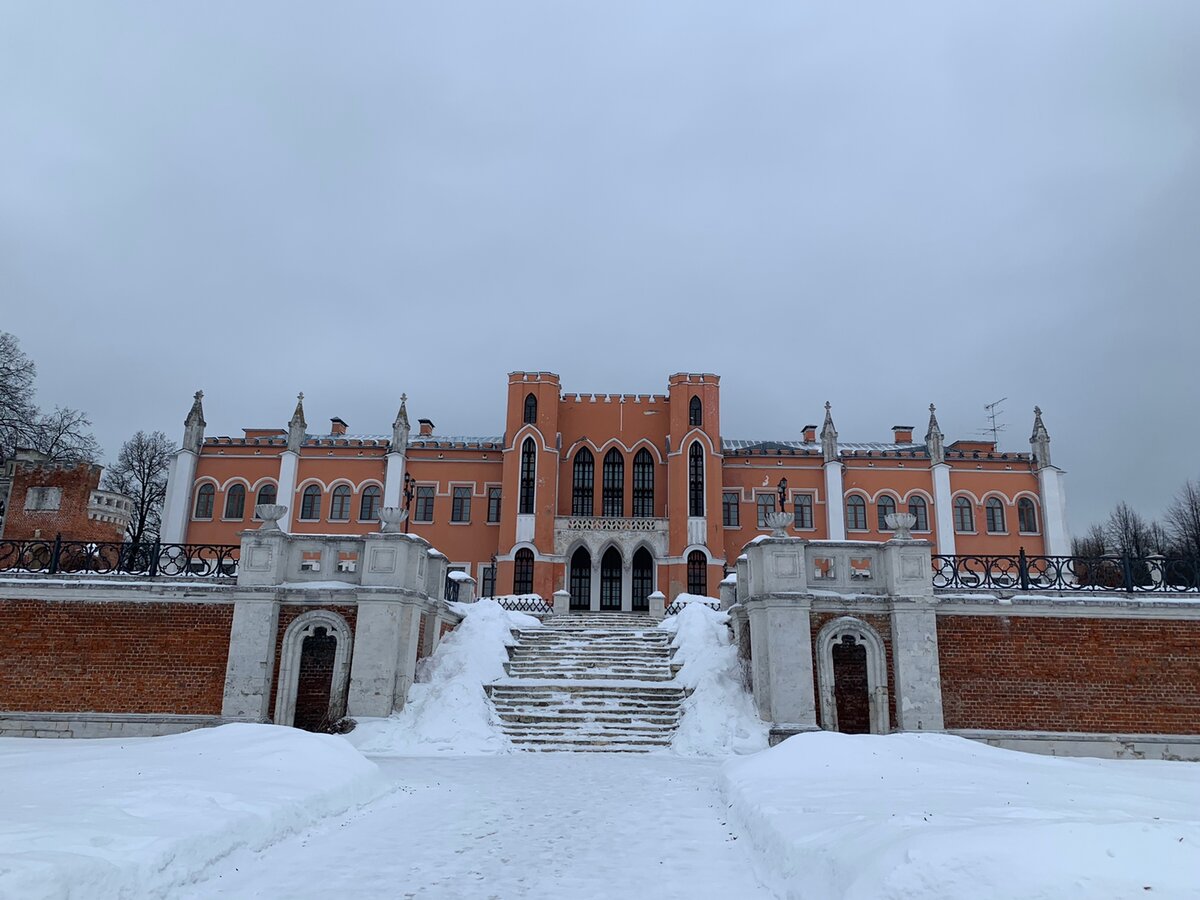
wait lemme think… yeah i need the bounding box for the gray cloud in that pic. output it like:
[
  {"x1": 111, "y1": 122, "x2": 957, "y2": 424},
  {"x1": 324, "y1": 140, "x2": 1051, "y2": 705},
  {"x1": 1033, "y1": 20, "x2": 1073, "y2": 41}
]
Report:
[{"x1": 2, "y1": 1, "x2": 1198, "y2": 532}]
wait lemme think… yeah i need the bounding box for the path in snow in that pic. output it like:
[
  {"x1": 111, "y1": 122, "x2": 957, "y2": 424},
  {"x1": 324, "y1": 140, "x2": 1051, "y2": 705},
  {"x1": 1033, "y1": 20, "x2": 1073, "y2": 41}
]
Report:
[{"x1": 178, "y1": 754, "x2": 775, "y2": 899}]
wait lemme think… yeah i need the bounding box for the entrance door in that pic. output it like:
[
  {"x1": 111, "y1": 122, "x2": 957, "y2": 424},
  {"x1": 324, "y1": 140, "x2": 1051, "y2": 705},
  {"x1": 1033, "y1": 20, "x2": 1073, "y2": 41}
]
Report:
[
  {"x1": 832, "y1": 635, "x2": 871, "y2": 734},
  {"x1": 569, "y1": 548, "x2": 592, "y2": 611},
  {"x1": 631, "y1": 548, "x2": 653, "y2": 612},
  {"x1": 600, "y1": 547, "x2": 622, "y2": 611}
]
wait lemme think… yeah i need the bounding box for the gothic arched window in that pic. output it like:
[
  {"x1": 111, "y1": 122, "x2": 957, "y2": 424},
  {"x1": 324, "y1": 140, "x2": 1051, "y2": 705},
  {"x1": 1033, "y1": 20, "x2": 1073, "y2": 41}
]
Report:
[
  {"x1": 602, "y1": 448, "x2": 624, "y2": 517},
  {"x1": 1018, "y1": 497, "x2": 1039, "y2": 534},
  {"x1": 360, "y1": 485, "x2": 381, "y2": 521},
  {"x1": 689, "y1": 396, "x2": 703, "y2": 427},
  {"x1": 986, "y1": 497, "x2": 1006, "y2": 533},
  {"x1": 330, "y1": 485, "x2": 352, "y2": 521},
  {"x1": 300, "y1": 485, "x2": 322, "y2": 521},
  {"x1": 877, "y1": 495, "x2": 897, "y2": 531},
  {"x1": 572, "y1": 448, "x2": 594, "y2": 516},
  {"x1": 846, "y1": 495, "x2": 867, "y2": 531},
  {"x1": 569, "y1": 547, "x2": 591, "y2": 610},
  {"x1": 224, "y1": 483, "x2": 245, "y2": 520},
  {"x1": 687, "y1": 550, "x2": 708, "y2": 595},
  {"x1": 632, "y1": 448, "x2": 654, "y2": 517},
  {"x1": 194, "y1": 483, "x2": 215, "y2": 519},
  {"x1": 513, "y1": 548, "x2": 534, "y2": 594},
  {"x1": 688, "y1": 443, "x2": 705, "y2": 517},
  {"x1": 954, "y1": 497, "x2": 974, "y2": 533},
  {"x1": 523, "y1": 393, "x2": 538, "y2": 425},
  {"x1": 254, "y1": 483, "x2": 277, "y2": 518},
  {"x1": 632, "y1": 547, "x2": 653, "y2": 611},
  {"x1": 519, "y1": 438, "x2": 536, "y2": 515},
  {"x1": 908, "y1": 495, "x2": 928, "y2": 531}
]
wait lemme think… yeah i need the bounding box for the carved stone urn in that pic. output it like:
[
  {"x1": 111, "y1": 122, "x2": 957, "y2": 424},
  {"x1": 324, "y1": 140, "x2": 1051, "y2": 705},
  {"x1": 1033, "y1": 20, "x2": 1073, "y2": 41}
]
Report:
[
  {"x1": 885, "y1": 512, "x2": 917, "y2": 540},
  {"x1": 379, "y1": 506, "x2": 409, "y2": 534},
  {"x1": 254, "y1": 504, "x2": 287, "y2": 532},
  {"x1": 765, "y1": 510, "x2": 793, "y2": 538}
]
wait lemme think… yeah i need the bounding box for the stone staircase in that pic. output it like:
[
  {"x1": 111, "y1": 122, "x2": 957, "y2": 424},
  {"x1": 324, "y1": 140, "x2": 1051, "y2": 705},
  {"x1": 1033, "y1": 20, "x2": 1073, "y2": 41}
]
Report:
[{"x1": 484, "y1": 613, "x2": 686, "y2": 752}]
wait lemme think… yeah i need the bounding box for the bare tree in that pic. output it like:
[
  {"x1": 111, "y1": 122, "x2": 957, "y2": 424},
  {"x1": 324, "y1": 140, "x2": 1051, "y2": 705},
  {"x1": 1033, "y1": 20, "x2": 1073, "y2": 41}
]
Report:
[
  {"x1": 1104, "y1": 501, "x2": 1160, "y2": 558},
  {"x1": 0, "y1": 331, "x2": 38, "y2": 461},
  {"x1": 1071, "y1": 523, "x2": 1108, "y2": 557},
  {"x1": 0, "y1": 332, "x2": 100, "y2": 465},
  {"x1": 1165, "y1": 479, "x2": 1200, "y2": 561},
  {"x1": 103, "y1": 430, "x2": 174, "y2": 544}
]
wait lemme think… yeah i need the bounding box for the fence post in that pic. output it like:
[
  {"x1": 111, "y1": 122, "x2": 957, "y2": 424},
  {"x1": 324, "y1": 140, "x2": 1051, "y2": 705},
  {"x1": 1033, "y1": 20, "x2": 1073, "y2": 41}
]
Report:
[
  {"x1": 149, "y1": 540, "x2": 160, "y2": 578},
  {"x1": 1121, "y1": 554, "x2": 1134, "y2": 593},
  {"x1": 1018, "y1": 546, "x2": 1029, "y2": 591},
  {"x1": 49, "y1": 532, "x2": 62, "y2": 575}
]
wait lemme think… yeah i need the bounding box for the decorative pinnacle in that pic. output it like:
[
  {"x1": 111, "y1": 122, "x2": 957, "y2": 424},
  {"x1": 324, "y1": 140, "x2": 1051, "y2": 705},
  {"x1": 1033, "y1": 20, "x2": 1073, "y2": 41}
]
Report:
[{"x1": 195, "y1": 390, "x2": 204, "y2": 402}]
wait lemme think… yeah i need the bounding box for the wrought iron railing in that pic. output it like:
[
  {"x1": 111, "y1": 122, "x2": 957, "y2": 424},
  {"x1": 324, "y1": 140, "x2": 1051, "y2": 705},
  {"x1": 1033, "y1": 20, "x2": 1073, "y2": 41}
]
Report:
[
  {"x1": 932, "y1": 551, "x2": 1200, "y2": 594},
  {"x1": 0, "y1": 537, "x2": 240, "y2": 579},
  {"x1": 665, "y1": 599, "x2": 721, "y2": 616},
  {"x1": 489, "y1": 595, "x2": 553, "y2": 614}
]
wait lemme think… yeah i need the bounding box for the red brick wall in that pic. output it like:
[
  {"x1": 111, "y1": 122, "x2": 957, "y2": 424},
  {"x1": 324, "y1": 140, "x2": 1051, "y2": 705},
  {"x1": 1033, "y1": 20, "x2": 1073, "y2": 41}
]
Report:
[
  {"x1": 810, "y1": 612, "x2": 896, "y2": 730},
  {"x1": 267, "y1": 605, "x2": 358, "y2": 721},
  {"x1": 938, "y1": 614, "x2": 1200, "y2": 734},
  {"x1": 0, "y1": 600, "x2": 233, "y2": 714},
  {"x1": 3, "y1": 462, "x2": 125, "y2": 543}
]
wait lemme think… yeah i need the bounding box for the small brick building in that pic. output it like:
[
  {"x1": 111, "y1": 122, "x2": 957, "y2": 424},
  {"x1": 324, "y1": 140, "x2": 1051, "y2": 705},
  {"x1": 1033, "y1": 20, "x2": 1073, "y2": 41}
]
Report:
[{"x1": 0, "y1": 449, "x2": 133, "y2": 543}]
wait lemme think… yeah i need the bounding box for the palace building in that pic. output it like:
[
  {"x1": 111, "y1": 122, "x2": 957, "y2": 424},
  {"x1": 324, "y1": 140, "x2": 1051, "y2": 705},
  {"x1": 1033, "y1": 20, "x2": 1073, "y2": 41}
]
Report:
[{"x1": 161, "y1": 371, "x2": 1070, "y2": 609}]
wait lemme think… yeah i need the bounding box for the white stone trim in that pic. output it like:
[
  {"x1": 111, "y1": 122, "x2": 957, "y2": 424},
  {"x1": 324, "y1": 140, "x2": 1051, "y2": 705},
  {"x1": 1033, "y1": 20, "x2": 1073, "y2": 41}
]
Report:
[
  {"x1": 160, "y1": 450, "x2": 198, "y2": 543},
  {"x1": 815, "y1": 615, "x2": 890, "y2": 734},
  {"x1": 276, "y1": 450, "x2": 299, "y2": 533},
  {"x1": 273, "y1": 609, "x2": 354, "y2": 727},
  {"x1": 823, "y1": 462, "x2": 846, "y2": 540},
  {"x1": 0, "y1": 711, "x2": 227, "y2": 739},
  {"x1": 951, "y1": 728, "x2": 1200, "y2": 762}
]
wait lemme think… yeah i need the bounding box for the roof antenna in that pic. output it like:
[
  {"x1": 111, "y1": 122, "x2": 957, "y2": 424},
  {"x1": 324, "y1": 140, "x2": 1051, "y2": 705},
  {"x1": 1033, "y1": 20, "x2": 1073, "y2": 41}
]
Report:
[{"x1": 981, "y1": 397, "x2": 1008, "y2": 445}]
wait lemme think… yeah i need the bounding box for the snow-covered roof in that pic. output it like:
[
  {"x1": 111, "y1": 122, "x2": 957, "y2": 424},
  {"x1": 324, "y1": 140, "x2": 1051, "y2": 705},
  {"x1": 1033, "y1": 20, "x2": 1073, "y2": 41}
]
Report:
[
  {"x1": 408, "y1": 435, "x2": 504, "y2": 447},
  {"x1": 723, "y1": 438, "x2": 927, "y2": 454}
]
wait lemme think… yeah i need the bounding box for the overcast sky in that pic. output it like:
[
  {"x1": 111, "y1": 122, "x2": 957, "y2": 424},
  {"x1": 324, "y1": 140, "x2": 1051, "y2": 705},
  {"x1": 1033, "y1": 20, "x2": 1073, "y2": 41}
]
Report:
[{"x1": 2, "y1": 1, "x2": 1198, "y2": 534}]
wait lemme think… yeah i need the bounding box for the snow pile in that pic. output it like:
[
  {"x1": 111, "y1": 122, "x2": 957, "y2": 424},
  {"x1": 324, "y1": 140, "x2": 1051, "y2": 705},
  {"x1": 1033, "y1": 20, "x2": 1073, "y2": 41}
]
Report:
[
  {"x1": 721, "y1": 731, "x2": 1200, "y2": 899},
  {"x1": 660, "y1": 602, "x2": 768, "y2": 757},
  {"x1": 0, "y1": 723, "x2": 385, "y2": 900},
  {"x1": 347, "y1": 599, "x2": 540, "y2": 756}
]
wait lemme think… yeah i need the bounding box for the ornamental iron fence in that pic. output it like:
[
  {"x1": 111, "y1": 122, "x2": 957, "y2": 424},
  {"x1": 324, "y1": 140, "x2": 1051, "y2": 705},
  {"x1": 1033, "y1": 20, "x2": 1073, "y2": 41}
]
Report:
[
  {"x1": 0, "y1": 536, "x2": 239, "y2": 579},
  {"x1": 665, "y1": 599, "x2": 721, "y2": 616},
  {"x1": 932, "y1": 549, "x2": 1200, "y2": 594},
  {"x1": 490, "y1": 595, "x2": 554, "y2": 615}
]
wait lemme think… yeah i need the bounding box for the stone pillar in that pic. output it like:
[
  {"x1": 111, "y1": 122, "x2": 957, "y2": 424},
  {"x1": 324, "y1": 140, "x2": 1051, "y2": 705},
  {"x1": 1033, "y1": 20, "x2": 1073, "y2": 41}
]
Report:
[
  {"x1": 455, "y1": 575, "x2": 477, "y2": 604},
  {"x1": 746, "y1": 598, "x2": 772, "y2": 720},
  {"x1": 760, "y1": 596, "x2": 818, "y2": 729},
  {"x1": 276, "y1": 450, "x2": 299, "y2": 534},
  {"x1": 590, "y1": 555, "x2": 601, "y2": 612},
  {"x1": 879, "y1": 539, "x2": 934, "y2": 599},
  {"x1": 347, "y1": 596, "x2": 424, "y2": 717},
  {"x1": 621, "y1": 562, "x2": 633, "y2": 612},
  {"x1": 553, "y1": 589, "x2": 571, "y2": 616},
  {"x1": 236, "y1": 529, "x2": 289, "y2": 586},
  {"x1": 931, "y1": 463, "x2": 955, "y2": 556},
  {"x1": 824, "y1": 462, "x2": 846, "y2": 540},
  {"x1": 159, "y1": 450, "x2": 197, "y2": 544},
  {"x1": 648, "y1": 590, "x2": 665, "y2": 620},
  {"x1": 220, "y1": 596, "x2": 280, "y2": 721},
  {"x1": 383, "y1": 451, "x2": 407, "y2": 510},
  {"x1": 1038, "y1": 466, "x2": 1071, "y2": 557},
  {"x1": 890, "y1": 600, "x2": 944, "y2": 731},
  {"x1": 719, "y1": 576, "x2": 737, "y2": 610}
]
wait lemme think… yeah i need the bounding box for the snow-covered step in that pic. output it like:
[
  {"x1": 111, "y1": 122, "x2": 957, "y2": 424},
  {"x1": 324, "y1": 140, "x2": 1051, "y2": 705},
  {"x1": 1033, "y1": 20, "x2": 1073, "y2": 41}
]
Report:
[{"x1": 486, "y1": 617, "x2": 685, "y2": 753}]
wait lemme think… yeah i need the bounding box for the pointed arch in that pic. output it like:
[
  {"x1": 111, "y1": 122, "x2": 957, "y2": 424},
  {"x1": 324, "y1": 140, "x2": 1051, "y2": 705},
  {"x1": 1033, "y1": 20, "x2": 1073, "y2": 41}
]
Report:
[
  {"x1": 519, "y1": 438, "x2": 536, "y2": 515},
  {"x1": 572, "y1": 447, "x2": 595, "y2": 516},
  {"x1": 689, "y1": 395, "x2": 703, "y2": 427},
  {"x1": 512, "y1": 547, "x2": 534, "y2": 594},
  {"x1": 632, "y1": 448, "x2": 654, "y2": 517},
  {"x1": 273, "y1": 609, "x2": 353, "y2": 729},
  {"x1": 602, "y1": 448, "x2": 624, "y2": 517},
  {"x1": 523, "y1": 392, "x2": 538, "y2": 425},
  {"x1": 688, "y1": 442, "x2": 705, "y2": 517},
  {"x1": 687, "y1": 549, "x2": 708, "y2": 595},
  {"x1": 600, "y1": 546, "x2": 622, "y2": 611},
  {"x1": 632, "y1": 547, "x2": 654, "y2": 611},
  {"x1": 816, "y1": 616, "x2": 889, "y2": 735},
  {"x1": 569, "y1": 547, "x2": 592, "y2": 611}
]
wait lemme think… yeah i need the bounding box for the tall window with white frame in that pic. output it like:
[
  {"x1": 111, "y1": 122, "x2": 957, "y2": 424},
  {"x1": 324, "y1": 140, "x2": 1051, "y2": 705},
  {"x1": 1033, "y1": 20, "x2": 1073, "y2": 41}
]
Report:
[
  {"x1": 194, "y1": 483, "x2": 215, "y2": 519},
  {"x1": 414, "y1": 486, "x2": 435, "y2": 523},
  {"x1": 513, "y1": 548, "x2": 534, "y2": 595},
  {"x1": 519, "y1": 438, "x2": 536, "y2": 515},
  {"x1": 359, "y1": 485, "x2": 381, "y2": 522},
  {"x1": 330, "y1": 485, "x2": 351, "y2": 521},
  {"x1": 523, "y1": 393, "x2": 537, "y2": 425},
  {"x1": 572, "y1": 448, "x2": 594, "y2": 516},
  {"x1": 602, "y1": 448, "x2": 624, "y2": 518},
  {"x1": 632, "y1": 449, "x2": 654, "y2": 517},
  {"x1": 687, "y1": 550, "x2": 707, "y2": 596},
  {"x1": 487, "y1": 487, "x2": 502, "y2": 524},
  {"x1": 689, "y1": 396, "x2": 702, "y2": 427},
  {"x1": 722, "y1": 491, "x2": 740, "y2": 527},
  {"x1": 688, "y1": 443, "x2": 705, "y2": 517},
  {"x1": 299, "y1": 485, "x2": 321, "y2": 521},
  {"x1": 224, "y1": 484, "x2": 245, "y2": 520},
  {"x1": 253, "y1": 483, "x2": 277, "y2": 518},
  {"x1": 756, "y1": 493, "x2": 775, "y2": 528},
  {"x1": 1018, "y1": 497, "x2": 1038, "y2": 534}
]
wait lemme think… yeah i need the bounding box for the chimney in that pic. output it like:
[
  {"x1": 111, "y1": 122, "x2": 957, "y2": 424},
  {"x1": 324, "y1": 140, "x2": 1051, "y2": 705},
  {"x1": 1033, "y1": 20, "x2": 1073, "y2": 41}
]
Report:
[
  {"x1": 418, "y1": 418, "x2": 435, "y2": 437},
  {"x1": 802, "y1": 424, "x2": 817, "y2": 443},
  {"x1": 330, "y1": 417, "x2": 348, "y2": 436},
  {"x1": 892, "y1": 425, "x2": 914, "y2": 444}
]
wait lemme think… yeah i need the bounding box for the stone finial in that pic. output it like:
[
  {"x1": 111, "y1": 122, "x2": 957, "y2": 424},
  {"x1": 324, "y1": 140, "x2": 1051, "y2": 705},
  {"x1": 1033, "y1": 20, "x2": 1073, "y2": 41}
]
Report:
[
  {"x1": 820, "y1": 401, "x2": 839, "y2": 464},
  {"x1": 182, "y1": 390, "x2": 206, "y2": 453},
  {"x1": 287, "y1": 392, "x2": 307, "y2": 453},
  {"x1": 1030, "y1": 405, "x2": 1051, "y2": 469},
  {"x1": 925, "y1": 403, "x2": 945, "y2": 465},
  {"x1": 391, "y1": 393, "x2": 411, "y2": 451}
]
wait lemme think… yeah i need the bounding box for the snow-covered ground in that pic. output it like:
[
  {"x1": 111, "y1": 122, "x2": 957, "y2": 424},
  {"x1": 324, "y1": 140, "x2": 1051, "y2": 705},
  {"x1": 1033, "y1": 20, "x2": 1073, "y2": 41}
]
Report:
[
  {"x1": 173, "y1": 754, "x2": 775, "y2": 899},
  {"x1": 722, "y1": 731, "x2": 1200, "y2": 899},
  {"x1": 346, "y1": 599, "x2": 540, "y2": 756},
  {"x1": 0, "y1": 724, "x2": 386, "y2": 900},
  {"x1": 660, "y1": 602, "x2": 769, "y2": 757}
]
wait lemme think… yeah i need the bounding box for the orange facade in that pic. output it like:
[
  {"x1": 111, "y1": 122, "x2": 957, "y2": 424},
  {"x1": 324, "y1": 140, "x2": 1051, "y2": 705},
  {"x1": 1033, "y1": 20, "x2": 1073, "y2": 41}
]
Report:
[{"x1": 176, "y1": 372, "x2": 1055, "y2": 605}]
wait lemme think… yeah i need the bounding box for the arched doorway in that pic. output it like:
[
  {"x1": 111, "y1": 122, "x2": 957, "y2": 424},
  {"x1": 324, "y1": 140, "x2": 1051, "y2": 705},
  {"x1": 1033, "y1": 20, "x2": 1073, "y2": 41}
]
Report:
[
  {"x1": 600, "y1": 547, "x2": 622, "y2": 611},
  {"x1": 274, "y1": 610, "x2": 353, "y2": 731},
  {"x1": 294, "y1": 626, "x2": 338, "y2": 732},
  {"x1": 815, "y1": 616, "x2": 890, "y2": 734},
  {"x1": 631, "y1": 548, "x2": 653, "y2": 612},
  {"x1": 569, "y1": 547, "x2": 592, "y2": 611}
]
